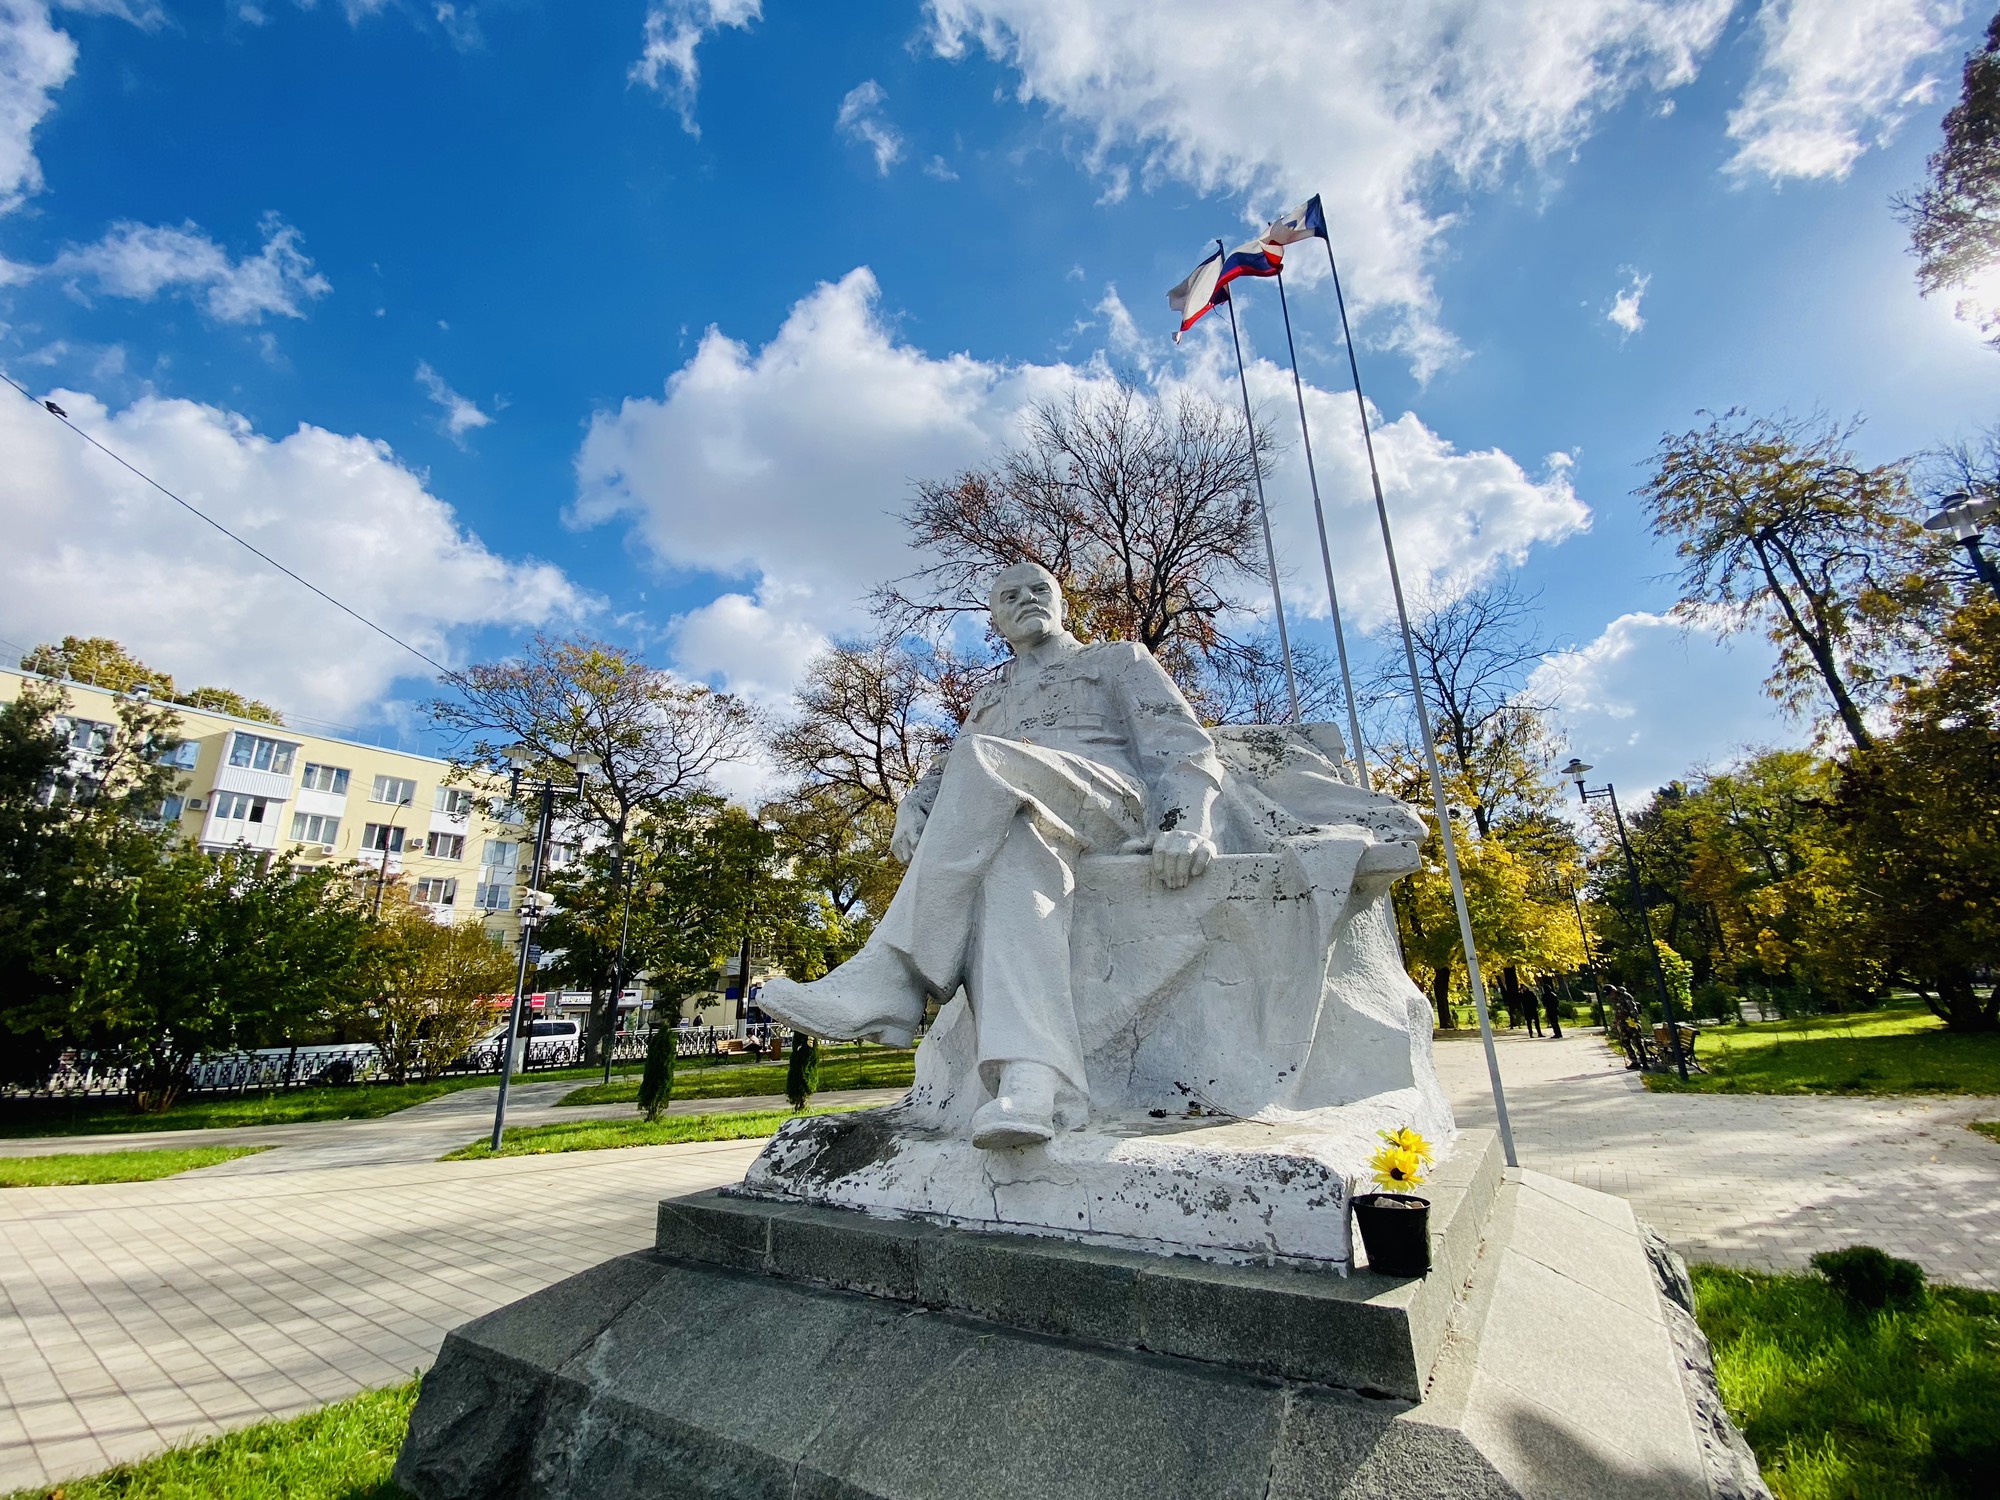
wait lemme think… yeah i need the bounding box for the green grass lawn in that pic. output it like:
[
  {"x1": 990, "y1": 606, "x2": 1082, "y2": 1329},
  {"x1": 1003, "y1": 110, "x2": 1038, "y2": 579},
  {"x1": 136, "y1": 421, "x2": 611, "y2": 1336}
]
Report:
[
  {"x1": 0, "y1": 1145, "x2": 267, "y2": 1187},
  {"x1": 1643, "y1": 1006, "x2": 2000, "y2": 1096},
  {"x1": 1971, "y1": 1122, "x2": 1999, "y2": 1144},
  {"x1": 1, "y1": 1379, "x2": 416, "y2": 1500},
  {"x1": 0, "y1": 1061, "x2": 648, "y2": 1140},
  {"x1": 1693, "y1": 1263, "x2": 2000, "y2": 1499},
  {"x1": 440, "y1": 1102, "x2": 868, "y2": 1160},
  {"x1": 557, "y1": 1043, "x2": 916, "y2": 1108}
]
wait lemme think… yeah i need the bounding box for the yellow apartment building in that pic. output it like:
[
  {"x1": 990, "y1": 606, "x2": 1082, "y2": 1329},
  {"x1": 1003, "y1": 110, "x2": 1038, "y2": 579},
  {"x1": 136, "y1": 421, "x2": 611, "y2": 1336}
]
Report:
[{"x1": 0, "y1": 667, "x2": 528, "y2": 949}]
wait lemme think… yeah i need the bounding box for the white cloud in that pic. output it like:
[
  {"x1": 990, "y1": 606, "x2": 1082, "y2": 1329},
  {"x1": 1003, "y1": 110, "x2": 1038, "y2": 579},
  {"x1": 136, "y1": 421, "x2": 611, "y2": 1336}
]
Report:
[
  {"x1": 572, "y1": 267, "x2": 1587, "y2": 700},
  {"x1": 1607, "y1": 268, "x2": 1650, "y2": 337},
  {"x1": 1726, "y1": 0, "x2": 1963, "y2": 180},
  {"x1": 0, "y1": 387, "x2": 587, "y2": 720},
  {"x1": 0, "y1": 0, "x2": 80, "y2": 217},
  {"x1": 923, "y1": 154, "x2": 958, "y2": 180},
  {"x1": 836, "y1": 79, "x2": 905, "y2": 175},
  {"x1": 923, "y1": 0, "x2": 1735, "y2": 377},
  {"x1": 415, "y1": 359, "x2": 494, "y2": 445},
  {"x1": 55, "y1": 1, "x2": 163, "y2": 25},
  {"x1": 49, "y1": 214, "x2": 332, "y2": 323},
  {"x1": 628, "y1": 0, "x2": 761, "y2": 136},
  {"x1": 1527, "y1": 611, "x2": 1807, "y2": 798},
  {"x1": 432, "y1": 1, "x2": 481, "y2": 50}
]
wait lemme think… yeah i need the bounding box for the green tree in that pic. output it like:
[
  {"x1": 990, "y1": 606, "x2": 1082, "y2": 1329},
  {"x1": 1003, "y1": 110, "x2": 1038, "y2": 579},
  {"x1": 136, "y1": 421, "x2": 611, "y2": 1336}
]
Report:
[
  {"x1": 46, "y1": 844, "x2": 372, "y2": 1111},
  {"x1": 1640, "y1": 411, "x2": 1946, "y2": 750},
  {"x1": 1896, "y1": 14, "x2": 2000, "y2": 345}
]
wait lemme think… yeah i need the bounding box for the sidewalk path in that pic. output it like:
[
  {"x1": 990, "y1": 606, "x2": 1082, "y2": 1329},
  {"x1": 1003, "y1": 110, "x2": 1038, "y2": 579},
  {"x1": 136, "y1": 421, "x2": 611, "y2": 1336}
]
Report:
[
  {"x1": 1434, "y1": 1029, "x2": 2000, "y2": 1289},
  {"x1": 2, "y1": 1039, "x2": 1997, "y2": 1490}
]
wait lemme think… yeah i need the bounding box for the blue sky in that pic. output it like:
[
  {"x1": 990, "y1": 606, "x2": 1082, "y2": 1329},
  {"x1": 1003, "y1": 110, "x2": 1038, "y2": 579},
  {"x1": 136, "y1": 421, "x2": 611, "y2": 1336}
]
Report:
[{"x1": 1, "y1": 0, "x2": 1994, "y2": 794}]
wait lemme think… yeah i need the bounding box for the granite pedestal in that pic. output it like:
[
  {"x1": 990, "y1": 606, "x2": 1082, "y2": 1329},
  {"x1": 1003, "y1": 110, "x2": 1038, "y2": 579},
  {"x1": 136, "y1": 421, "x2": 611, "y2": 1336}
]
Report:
[{"x1": 393, "y1": 1130, "x2": 1769, "y2": 1500}]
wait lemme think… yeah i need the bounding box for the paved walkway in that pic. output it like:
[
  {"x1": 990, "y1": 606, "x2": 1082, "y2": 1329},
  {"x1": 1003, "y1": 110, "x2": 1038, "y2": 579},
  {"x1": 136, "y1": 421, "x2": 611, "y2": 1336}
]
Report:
[
  {"x1": 1434, "y1": 1029, "x2": 2000, "y2": 1289},
  {"x1": 0, "y1": 1041, "x2": 1996, "y2": 1490}
]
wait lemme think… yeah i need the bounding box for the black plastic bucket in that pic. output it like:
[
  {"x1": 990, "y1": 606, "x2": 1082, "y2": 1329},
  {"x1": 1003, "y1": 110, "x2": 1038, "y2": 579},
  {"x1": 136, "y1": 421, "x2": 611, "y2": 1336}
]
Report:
[{"x1": 1352, "y1": 1191, "x2": 1431, "y2": 1277}]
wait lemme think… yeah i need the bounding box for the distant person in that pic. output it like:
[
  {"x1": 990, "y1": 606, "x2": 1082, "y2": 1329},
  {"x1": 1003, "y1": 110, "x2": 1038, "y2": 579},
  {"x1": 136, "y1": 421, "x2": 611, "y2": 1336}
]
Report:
[
  {"x1": 1512, "y1": 973, "x2": 1542, "y2": 1036},
  {"x1": 1541, "y1": 977, "x2": 1563, "y2": 1039}
]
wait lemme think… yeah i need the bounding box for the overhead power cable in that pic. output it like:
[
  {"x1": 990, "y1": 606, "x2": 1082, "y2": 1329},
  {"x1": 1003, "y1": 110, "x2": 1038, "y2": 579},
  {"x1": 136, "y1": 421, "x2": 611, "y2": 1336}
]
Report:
[{"x1": 0, "y1": 369, "x2": 454, "y2": 678}]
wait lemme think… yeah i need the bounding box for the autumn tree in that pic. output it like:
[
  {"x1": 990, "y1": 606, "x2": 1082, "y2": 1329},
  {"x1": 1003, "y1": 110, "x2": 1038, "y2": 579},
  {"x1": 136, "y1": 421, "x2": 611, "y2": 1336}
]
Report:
[
  {"x1": 880, "y1": 383, "x2": 1277, "y2": 711},
  {"x1": 1896, "y1": 13, "x2": 2000, "y2": 345},
  {"x1": 429, "y1": 634, "x2": 758, "y2": 1062},
  {"x1": 22, "y1": 636, "x2": 284, "y2": 723},
  {"x1": 1365, "y1": 579, "x2": 1561, "y2": 837},
  {"x1": 360, "y1": 893, "x2": 517, "y2": 1082},
  {"x1": 1640, "y1": 411, "x2": 1947, "y2": 750},
  {"x1": 1833, "y1": 599, "x2": 2000, "y2": 1031}
]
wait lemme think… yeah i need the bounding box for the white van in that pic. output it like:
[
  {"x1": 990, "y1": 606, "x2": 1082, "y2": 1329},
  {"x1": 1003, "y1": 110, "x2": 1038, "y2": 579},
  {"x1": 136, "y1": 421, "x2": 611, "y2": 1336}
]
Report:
[{"x1": 468, "y1": 1018, "x2": 582, "y2": 1070}]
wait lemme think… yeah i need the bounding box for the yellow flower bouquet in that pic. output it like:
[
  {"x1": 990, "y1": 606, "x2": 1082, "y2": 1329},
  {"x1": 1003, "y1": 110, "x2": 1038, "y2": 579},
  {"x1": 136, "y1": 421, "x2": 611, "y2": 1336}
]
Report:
[{"x1": 1353, "y1": 1124, "x2": 1436, "y2": 1277}]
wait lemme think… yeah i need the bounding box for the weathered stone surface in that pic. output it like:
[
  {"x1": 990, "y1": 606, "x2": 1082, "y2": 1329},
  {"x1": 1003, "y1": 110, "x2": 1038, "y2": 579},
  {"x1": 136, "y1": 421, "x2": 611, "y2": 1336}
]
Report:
[
  {"x1": 396, "y1": 1164, "x2": 1771, "y2": 1500},
  {"x1": 655, "y1": 1130, "x2": 1502, "y2": 1400}
]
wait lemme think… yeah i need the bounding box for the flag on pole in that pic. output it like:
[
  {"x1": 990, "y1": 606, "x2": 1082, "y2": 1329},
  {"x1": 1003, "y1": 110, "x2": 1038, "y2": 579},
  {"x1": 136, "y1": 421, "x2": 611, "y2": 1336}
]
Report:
[
  {"x1": 1263, "y1": 194, "x2": 1327, "y2": 246},
  {"x1": 1167, "y1": 236, "x2": 1282, "y2": 341}
]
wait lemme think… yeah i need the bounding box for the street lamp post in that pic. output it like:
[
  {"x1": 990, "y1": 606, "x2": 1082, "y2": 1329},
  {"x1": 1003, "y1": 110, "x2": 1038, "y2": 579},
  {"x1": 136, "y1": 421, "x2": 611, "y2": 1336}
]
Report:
[
  {"x1": 370, "y1": 792, "x2": 414, "y2": 920},
  {"x1": 1567, "y1": 882, "x2": 1607, "y2": 1029},
  {"x1": 602, "y1": 850, "x2": 638, "y2": 1086},
  {"x1": 1560, "y1": 759, "x2": 1689, "y2": 1082},
  {"x1": 489, "y1": 745, "x2": 598, "y2": 1152},
  {"x1": 1924, "y1": 491, "x2": 2000, "y2": 604}
]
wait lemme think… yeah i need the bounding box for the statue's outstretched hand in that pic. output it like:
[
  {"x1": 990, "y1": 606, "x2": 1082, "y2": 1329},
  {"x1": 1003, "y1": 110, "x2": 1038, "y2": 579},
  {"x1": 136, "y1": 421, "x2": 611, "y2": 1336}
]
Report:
[
  {"x1": 890, "y1": 796, "x2": 930, "y2": 865},
  {"x1": 1151, "y1": 829, "x2": 1216, "y2": 890}
]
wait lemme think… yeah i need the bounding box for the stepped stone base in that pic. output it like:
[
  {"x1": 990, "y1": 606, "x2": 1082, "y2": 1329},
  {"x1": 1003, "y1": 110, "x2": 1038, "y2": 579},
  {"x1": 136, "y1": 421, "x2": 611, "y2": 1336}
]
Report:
[{"x1": 393, "y1": 1139, "x2": 1769, "y2": 1500}]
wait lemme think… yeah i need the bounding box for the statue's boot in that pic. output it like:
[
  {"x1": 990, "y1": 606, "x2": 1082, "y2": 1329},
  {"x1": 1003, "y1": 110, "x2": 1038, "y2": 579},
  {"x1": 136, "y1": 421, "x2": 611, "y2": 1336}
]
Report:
[
  {"x1": 970, "y1": 1061, "x2": 1059, "y2": 1150},
  {"x1": 756, "y1": 943, "x2": 925, "y2": 1048}
]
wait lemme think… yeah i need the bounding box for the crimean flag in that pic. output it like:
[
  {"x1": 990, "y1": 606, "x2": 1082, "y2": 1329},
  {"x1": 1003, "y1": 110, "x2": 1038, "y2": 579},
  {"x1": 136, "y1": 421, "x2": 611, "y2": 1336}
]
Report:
[
  {"x1": 1263, "y1": 194, "x2": 1328, "y2": 246},
  {"x1": 1167, "y1": 235, "x2": 1283, "y2": 342}
]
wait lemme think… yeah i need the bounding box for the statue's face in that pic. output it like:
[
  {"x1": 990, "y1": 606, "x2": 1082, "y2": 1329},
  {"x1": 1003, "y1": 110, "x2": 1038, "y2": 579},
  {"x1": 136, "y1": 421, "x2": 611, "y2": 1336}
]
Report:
[{"x1": 989, "y1": 565, "x2": 1064, "y2": 650}]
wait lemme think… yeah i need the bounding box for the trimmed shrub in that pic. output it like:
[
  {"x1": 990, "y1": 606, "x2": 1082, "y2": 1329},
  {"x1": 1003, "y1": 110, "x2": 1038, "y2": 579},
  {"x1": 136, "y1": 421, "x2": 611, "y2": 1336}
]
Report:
[{"x1": 1811, "y1": 1244, "x2": 1926, "y2": 1310}]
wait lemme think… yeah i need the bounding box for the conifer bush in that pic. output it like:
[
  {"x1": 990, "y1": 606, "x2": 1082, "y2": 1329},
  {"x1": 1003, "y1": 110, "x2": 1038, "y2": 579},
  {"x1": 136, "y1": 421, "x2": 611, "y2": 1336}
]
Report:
[{"x1": 637, "y1": 1026, "x2": 677, "y2": 1122}]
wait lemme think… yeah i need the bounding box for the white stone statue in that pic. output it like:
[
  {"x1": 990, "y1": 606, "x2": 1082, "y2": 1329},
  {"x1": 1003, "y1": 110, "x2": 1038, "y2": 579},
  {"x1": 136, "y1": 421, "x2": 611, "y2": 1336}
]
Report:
[
  {"x1": 759, "y1": 560, "x2": 1230, "y2": 1150},
  {"x1": 749, "y1": 560, "x2": 1456, "y2": 1270}
]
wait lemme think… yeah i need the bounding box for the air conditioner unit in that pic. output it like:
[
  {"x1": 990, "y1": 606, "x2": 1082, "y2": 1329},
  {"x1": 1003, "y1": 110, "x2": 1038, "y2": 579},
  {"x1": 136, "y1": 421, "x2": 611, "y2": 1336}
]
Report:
[{"x1": 187, "y1": 797, "x2": 206, "y2": 811}]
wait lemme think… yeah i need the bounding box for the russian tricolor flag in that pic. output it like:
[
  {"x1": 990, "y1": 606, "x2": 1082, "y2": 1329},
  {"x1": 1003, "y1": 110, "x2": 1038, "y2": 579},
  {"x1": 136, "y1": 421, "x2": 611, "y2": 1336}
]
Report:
[{"x1": 1167, "y1": 235, "x2": 1283, "y2": 342}]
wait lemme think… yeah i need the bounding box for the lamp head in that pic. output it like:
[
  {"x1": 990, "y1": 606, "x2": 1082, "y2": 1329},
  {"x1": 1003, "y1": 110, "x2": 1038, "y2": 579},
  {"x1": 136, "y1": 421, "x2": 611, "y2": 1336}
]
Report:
[
  {"x1": 503, "y1": 742, "x2": 536, "y2": 769},
  {"x1": 1924, "y1": 491, "x2": 2000, "y2": 542},
  {"x1": 1560, "y1": 757, "x2": 1592, "y2": 786}
]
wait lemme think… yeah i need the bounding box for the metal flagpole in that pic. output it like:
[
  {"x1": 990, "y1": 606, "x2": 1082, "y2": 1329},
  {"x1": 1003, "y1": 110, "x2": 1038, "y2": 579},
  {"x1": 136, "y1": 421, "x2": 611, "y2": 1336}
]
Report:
[
  {"x1": 1320, "y1": 235, "x2": 1517, "y2": 1167},
  {"x1": 1218, "y1": 242, "x2": 1302, "y2": 723},
  {"x1": 1275, "y1": 267, "x2": 1371, "y2": 787}
]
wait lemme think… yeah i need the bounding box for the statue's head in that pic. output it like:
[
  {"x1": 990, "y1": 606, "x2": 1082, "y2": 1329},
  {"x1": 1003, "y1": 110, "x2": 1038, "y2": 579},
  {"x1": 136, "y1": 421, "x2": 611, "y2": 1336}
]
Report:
[{"x1": 988, "y1": 561, "x2": 1065, "y2": 651}]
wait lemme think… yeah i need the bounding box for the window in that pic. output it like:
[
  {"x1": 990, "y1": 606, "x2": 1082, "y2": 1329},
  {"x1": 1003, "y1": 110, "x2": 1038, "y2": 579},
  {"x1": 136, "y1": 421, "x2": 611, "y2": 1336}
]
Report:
[
  {"x1": 227, "y1": 733, "x2": 297, "y2": 775},
  {"x1": 290, "y1": 812, "x2": 340, "y2": 848},
  {"x1": 148, "y1": 795, "x2": 186, "y2": 826},
  {"x1": 300, "y1": 763, "x2": 350, "y2": 795},
  {"x1": 474, "y1": 883, "x2": 512, "y2": 911},
  {"x1": 414, "y1": 876, "x2": 458, "y2": 907},
  {"x1": 213, "y1": 792, "x2": 270, "y2": 823},
  {"x1": 427, "y1": 832, "x2": 466, "y2": 861},
  {"x1": 433, "y1": 786, "x2": 473, "y2": 818},
  {"x1": 157, "y1": 740, "x2": 200, "y2": 770},
  {"x1": 371, "y1": 775, "x2": 417, "y2": 806},
  {"x1": 543, "y1": 841, "x2": 576, "y2": 871},
  {"x1": 57, "y1": 718, "x2": 113, "y2": 754},
  {"x1": 361, "y1": 822, "x2": 406, "y2": 854},
  {"x1": 481, "y1": 839, "x2": 518, "y2": 870}
]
